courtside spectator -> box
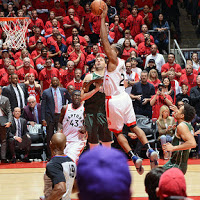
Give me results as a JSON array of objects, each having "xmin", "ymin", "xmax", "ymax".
[
  {"xmin": 125, "ymin": 6, "xmax": 144, "ymax": 38},
  {"xmin": 148, "ymin": 69, "xmax": 161, "ymax": 93},
  {"xmin": 153, "ymin": 13, "xmax": 170, "ymax": 54},
  {"xmin": 16, "ymin": 57, "xmax": 38, "ymax": 82},
  {"xmin": 156, "ymin": 168, "xmax": 188, "ymax": 199},
  {"xmin": 191, "ymin": 52, "xmax": 200, "ymax": 71},
  {"xmin": 190, "ymin": 75, "xmax": 200, "ymax": 116},
  {"xmin": 66, "ymin": 27, "xmax": 88, "ymax": 47},
  {"xmin": 0, "ymin": 65, "xmax": 15, "ymax": 86},
  {"xmin": 63, "ymin": 8, "xmax": 80, "ymax": 39},
  {"xmin": 179, "ymin": 64, "xmax": 197, "ymax": 95},
  {"xmin": 39, "ymin": 58, "xmax": 60, "ymax": 92},
  {"xmin": 31, "ymin": 40, "xmax": 43, "ymax": 62},
  {"xmin": 130, "ymin": 70, "xmax": 155, "ymax": 118},
  {"xmin": 125, "ymin": 60, "xmax": 139, "ymax": 94},
  {"xmin": 145, "ymin": 167, "xmax": 166, "ymax": 200},
  {"xmin": 34, "ymin": 0, "xmax": 49, "ymax": 23},
  {"xmin": 15, "ymin": 50, "xmax": 34, "ymax": 70},
  {"xmin": 150, "ymin": 83, "xmax": 173, "ymax": 119},
  {"xmin": 121, "ymin": 39, "xmax": 137, "ymax": 61},
  {"xmin": 131, "ymin": 57, "xmax": 142, "ymax": 77},
  {"xmin": 176, "ymin": 84, "xmax": 190, "ymax": 105},
  {"xmin": 28, "ymin": 27, "xmax": 47, "ymax": 51},
  {"xmin": 25, "ymin": 73, "xmax": 41, "ymax": 103},
  {"xmin": 29, "ymin": 10, "xmax": 45, "ymax": 33},
  {"xmin": 67, "ymin": 68, "xmax": 83, "ymax": 91},
  {"xmin": 68, "ymin": 43, "xmax": 86, "ymax": 73},
  {"xmin": 35, "ymin": 47, "xmax": 49, "ymax": 71},
  {"xmin": 62, "ymin": 61, "xmax": 75, "ymax": 88},
  {"xmin": 134, "ymin": 24, "xmax": 154, "ymax": 45},
  {"xmin": 77, "ymin": 146, "xmax": 132, "ymax": 200},
  {"xmin": 24, "ymin": 96, "xmax": 41, "ymax": 124},
  {"xmin": 44, "ymin": 11, "xmax": 60, "ymax": 31},
  {"xmin": 2, "ymin": 74, "xmax": 28, "ymax": 111},
  {"xmin": 117, "ymin": 29, "xmax": 137, "ymax": 49},
  {"xmin": 50, "ymin": 0, "xmax": 66, "ymax": 22},
  {"xmin": 68, "ymin": 0, "xmax": 85, "ymax": 31},
  {"xmin": 8, "ymin": 107, "xmax": 31, "ymax": 163},
  {"xmin": 109, "ymin": 15, "xmax": 124, "ymax": 43},
  {"xmin": 145, "ymin": 44, "xmax": 165, "ymax": 74},
  {"xmin": 161, "ymin": 53, "xmax": 182, "ymax": 81},
  {"xmin": 138, "ymin": 5, "xmax": 153, "ymax": 28},
  {"xmin": 118, "ymin": 2, "xmax": 130, "ymax": 24}
]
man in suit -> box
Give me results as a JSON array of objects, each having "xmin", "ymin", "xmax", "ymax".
[
  {"xmin": 24, "ymin": 96, "xmax": 41, "ymax": 125},
  {"xmin": 2, "ymin": 74, "xmax": 28, "ymax": 111},
  {"xmin": 0, "ymin": 86, "xmax": 12, "ymax": 163},
  {"xmin": 7, "ymin": 107, "xmax": 32, "ymax": 163},
  {"xmin": 41, "ymin": 77, "xmax": 71, "ymax": 159}
]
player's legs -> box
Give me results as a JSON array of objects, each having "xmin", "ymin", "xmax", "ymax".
[
  {"xmin": 85, "ymin": 113, "xmax": 100, "ymax": 149},
  {"xmin": 64, "ymin": 141, "xmax": 86, "ymax": 163},
  {"xmin": 130, "ymin": 126, "xmax": 148, "ymax": 145},
  {"xmin": 130, "ymin": 125, "xmax": 159, "ymax": 169},
  {"xmin": 124, "ymin": 93, "xmax": 159, "ymax": 169},
  {"xmin": 114, "ymin": 131, "xmax": 144, "ymax": 175},
  {"xmin": 105, "ymin": 94, "xmax": 144, "ymax": 174},
  {"xmin": 97, "ymin": 112, "xmax": 113, "ymax": 148}
]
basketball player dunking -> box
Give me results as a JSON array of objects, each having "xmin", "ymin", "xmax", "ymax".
[{"xmin": 100, "ymin": 5, "xmax": 158, "ymax": 174}]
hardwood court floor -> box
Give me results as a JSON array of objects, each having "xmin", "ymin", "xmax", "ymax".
[{"xmin": 0, "ymin": 159, "xmax": 199, "ymax": 200}]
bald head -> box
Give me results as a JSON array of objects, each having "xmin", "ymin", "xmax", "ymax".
[{"xmin": 50, "ymin": 132, "xmax": 66, "ymax": 153}]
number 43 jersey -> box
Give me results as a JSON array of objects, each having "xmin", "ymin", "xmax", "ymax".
[
  {"xmin": 63, "ymin": 103, "xmax": 85, "ymax": 141},
  {"xmin": 104, "ymin": 57, "xmax": 126, "ymax": 96}
]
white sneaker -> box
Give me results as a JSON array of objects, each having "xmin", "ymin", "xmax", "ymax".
[
  {"xmin": 132, "ymin": 155, "xmax": 144, "ymax": 175},
  {"xmin": 146, "ymin": 149, "xmax": 159, "ymax": 169}
]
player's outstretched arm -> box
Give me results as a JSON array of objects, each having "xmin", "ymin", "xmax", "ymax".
[
  {"xmin": 100, "ymin": 4, "xmax": 118, "ymax": 72},
  {"xmin": 81, "ymin": 74, "xmax": 101, "ymax": 101},
  {"xmin": 163, "ymin": 123, "xmax": 196, "ymax": 152}
]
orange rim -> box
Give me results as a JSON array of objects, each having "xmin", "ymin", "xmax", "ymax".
[{"xmin": 0, "ymin": 17, "xmax": 30, "ymax": 22}]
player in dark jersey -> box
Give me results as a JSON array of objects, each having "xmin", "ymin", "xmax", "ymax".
[
  {"xmin": 81, "ymin": 55, "xmax": 113, "ymax": 149},
  {"xmin": 41, "ymin": 132, "xmax": 76, "ymax": 200},
  {"xmin": 162, "ymin": 104, "xmax": 197, "ymax": 174}
]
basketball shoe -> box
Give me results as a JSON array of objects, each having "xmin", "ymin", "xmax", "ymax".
[
  {"xmin": 132, "ymin": 155, "xmax": 144, "ymax": 175},
  {"xmin": 146, "ymin": 148, "xmax": 159, "ymax": 169}
]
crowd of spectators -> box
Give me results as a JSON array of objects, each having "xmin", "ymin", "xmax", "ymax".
[{"xmin": 0, "ymin": 0, "xmax": 199, "ymax": 164}]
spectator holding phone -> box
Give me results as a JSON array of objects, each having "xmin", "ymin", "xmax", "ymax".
[
  {"xmin": 150, "ymin": 83, "xmax": 173, "ymax": 119},
  {"xmin": 157, "ymin": 105, "xmax": 176, "ymax": 159}
]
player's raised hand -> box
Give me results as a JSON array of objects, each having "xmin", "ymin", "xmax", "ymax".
[
  {"xmin": 169, "ymin": 105, "xmax": 178, "ymax": 112},
  {"xmin": 100, "ymin": 3, "xmax": 108, "ymax": 19}
]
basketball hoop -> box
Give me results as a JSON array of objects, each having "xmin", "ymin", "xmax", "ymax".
[{"xmin": 0, "ymin": 17, "xmax": 30, "ymax": 50}]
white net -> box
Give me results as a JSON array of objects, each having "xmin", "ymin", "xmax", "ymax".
[{"xmin": 0, "ymin": 18, "xmax": 30, "ymax": 50}]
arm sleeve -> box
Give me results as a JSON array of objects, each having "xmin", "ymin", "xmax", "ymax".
[{"xmin": 46, "ymin": 162, "xmax": 66, "ymax": 186}]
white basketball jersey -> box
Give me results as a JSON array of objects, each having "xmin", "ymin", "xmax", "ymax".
[
  {"xmin": 63, "ymin": 103, "xmax": 85, "ymax": 141},
  {"xmin": 103, "ymin": 58, "xmax": 126, "ymax": 96}
]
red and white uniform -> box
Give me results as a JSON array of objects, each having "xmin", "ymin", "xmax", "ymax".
[
  {"xmin": 27, "ymin": 84, "xmax": 40, "ymax": 103},
  {"xmin": 63, "ymin": 103, "xmax": 86, "ymax": 163},
  {"xmin": 103, "ymin": 58, "xmax": 136, "ymax": 132}
]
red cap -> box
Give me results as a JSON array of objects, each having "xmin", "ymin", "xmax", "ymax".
[{"xmin": 158, "ymin": 168, "xmax": 187, "ymax": 198}]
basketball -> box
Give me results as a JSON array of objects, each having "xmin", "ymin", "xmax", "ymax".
[{"xmin": 90, "ymin": 0, "xmax": 106, "ymax": 16}]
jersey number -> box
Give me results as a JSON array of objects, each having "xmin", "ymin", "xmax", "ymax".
[
  {"xmin": 69, "ymin": 164, "xmax": 75, "ymax": 178},
  {"xmin": 119, "ymin": 73, "xmax": 125, "ymax": 86},
  {"xmin": 70, "ymin": 120, "xmax": 79, "ymax": 127}
]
